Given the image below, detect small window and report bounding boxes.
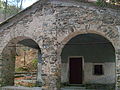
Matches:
[94,65,104,75]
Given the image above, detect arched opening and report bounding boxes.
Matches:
[1,37,42,88]
[61,33,115,90]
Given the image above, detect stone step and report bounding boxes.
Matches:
[62,86,86,89]
[2,86,41,90]
[61,86,86,90]
[61,87,107,90]
[2,86,107,90]
[61,89,95,90]
[64,88,106,90]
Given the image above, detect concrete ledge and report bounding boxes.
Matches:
[2,86,41,90]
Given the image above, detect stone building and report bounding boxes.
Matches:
[0,0,120,90]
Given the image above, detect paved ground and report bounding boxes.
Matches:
[1,86,117,90]
[1,86,41,90]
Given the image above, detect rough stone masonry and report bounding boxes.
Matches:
[0,0,120,90]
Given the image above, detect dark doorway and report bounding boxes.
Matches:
[69,57,83,84]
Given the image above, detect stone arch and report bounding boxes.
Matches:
[0,33,43,54]
[58,30,120,89]
[0,36,43,86]
[58,30,119,56]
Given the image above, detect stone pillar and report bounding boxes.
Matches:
[1,45,16,86]
[36,50,43,86]
[41,38,61,90]
[0,54,3,87]
[115,49,120,90]
[41,54,61,90]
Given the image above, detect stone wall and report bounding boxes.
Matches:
[84,62,115,84]
[0,0,120,90]
[61,62,115,84]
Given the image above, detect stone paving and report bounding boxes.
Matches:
[2,86,94,90]
[1,86,118,90]
[2,86,41,90]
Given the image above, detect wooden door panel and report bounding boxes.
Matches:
[69,57,83,84]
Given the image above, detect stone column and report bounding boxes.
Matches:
[0,54,3,87]
[1,45,16,86]
[116,49,120,90]
[41,38,61,90]
[41,54,61,90]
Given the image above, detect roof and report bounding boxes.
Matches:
[0,0,43,29]
[0,0,120,30]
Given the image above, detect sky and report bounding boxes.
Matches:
[1,0,38,8]
[22,0,38,8]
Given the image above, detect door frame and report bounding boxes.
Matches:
[68,56,84,85]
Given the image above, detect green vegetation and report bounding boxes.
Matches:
[15,66,29,72]
[0,0,23,21]
[0,0,119,23]
[17,82,36,87]
[96,0,108,6]
[31,59,38,70]
[15,58,38,72]
[75,0,120,8]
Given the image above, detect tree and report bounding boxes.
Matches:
[4,0,8,19]
[20,0,23,9]
[1,0,23,20]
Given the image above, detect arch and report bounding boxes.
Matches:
[0,35,42,53]
[58,30,117,56]
[59,32,116,89]
[1,36,43,87]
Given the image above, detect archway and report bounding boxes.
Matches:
[61,33,115,89]
[1,37,43,87]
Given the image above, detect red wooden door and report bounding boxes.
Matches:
[69,57,83,84]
